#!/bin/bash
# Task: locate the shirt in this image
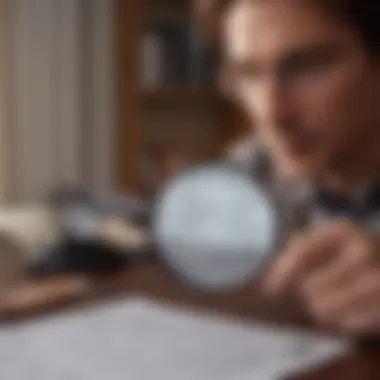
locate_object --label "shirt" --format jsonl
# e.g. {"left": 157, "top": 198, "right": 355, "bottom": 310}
{"left": 226, "top": 135, "right": 380, "bottom": 242}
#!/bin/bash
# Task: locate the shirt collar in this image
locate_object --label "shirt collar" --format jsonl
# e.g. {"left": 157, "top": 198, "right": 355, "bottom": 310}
{"left": 312, "top": 179, "right": 380, "bottom": 218}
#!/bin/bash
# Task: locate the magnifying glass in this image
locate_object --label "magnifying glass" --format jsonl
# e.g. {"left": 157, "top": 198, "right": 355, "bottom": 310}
{"left": 152, "top": 162, "right": 279, "bottom": 292}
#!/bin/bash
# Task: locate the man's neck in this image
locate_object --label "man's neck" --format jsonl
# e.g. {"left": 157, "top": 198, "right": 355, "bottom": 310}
{"left": 317, "top": 174, "right": 373, "bottom": 198}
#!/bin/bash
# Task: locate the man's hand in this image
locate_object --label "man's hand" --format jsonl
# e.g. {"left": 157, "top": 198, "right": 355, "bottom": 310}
{"left": 263, "top": 219, "right": 380, "bottom": 333}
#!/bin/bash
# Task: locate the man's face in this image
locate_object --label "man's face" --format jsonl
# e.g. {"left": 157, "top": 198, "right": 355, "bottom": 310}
{"left": 223, "top": 0, "right": 380, "bottom": 181}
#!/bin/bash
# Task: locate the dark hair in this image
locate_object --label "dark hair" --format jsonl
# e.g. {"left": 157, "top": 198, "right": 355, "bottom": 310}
{"left": 195, "top": 0, "right": 380, "bottom": 55}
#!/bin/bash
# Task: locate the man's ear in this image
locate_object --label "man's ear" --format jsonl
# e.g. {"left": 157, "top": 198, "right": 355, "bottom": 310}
{"left": 373, "top": 61, "right": 380, "bottom": 99}
{"left": 373, "top": 54, "right": 380, "bottom": 74}
{"left": 367, "top": 56, "right": 380, "bottom": 94}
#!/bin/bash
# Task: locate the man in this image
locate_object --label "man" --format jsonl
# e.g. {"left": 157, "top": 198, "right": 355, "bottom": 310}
{"left": 197, "top": 0, "right": 380, "bottom": 333}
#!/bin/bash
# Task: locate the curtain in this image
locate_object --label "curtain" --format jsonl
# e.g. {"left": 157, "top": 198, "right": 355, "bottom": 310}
{"left": 0, "top": 0, "right": 13, "bottom": 204}
{"left": 7, "top": 0, "right": 115, "bottom": 203}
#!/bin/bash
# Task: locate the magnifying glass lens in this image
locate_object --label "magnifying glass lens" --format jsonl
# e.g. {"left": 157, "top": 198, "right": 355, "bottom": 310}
{"left": 153, "top": 165, "right": 277, "bottom": 291}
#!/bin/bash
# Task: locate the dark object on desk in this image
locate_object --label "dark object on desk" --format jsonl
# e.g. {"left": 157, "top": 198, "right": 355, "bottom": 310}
{"left": 28, "top": 237, "right": 129, "bottom": 278}
{"left": 29, "top": 186, "right": 136, "bottom": 278}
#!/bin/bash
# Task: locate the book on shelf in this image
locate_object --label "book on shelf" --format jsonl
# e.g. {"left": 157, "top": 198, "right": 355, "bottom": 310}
{"left": 140, "top": 19, "right": 217, "bottom": 91}
{"left": 140, "top": 31, "right": 166, "bottom": 90}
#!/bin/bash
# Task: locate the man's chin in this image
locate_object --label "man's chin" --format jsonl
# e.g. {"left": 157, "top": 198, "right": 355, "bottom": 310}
{"left": 276, "top": 158, "right": 317, "bottom": 182}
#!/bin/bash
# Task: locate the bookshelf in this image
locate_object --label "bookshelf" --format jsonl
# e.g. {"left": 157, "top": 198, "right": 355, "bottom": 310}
{"left": 115, "top": 0, "right": 249, "bottom": 196}
{"left": 144, "top": 88, "right": 223, "bottom": 105}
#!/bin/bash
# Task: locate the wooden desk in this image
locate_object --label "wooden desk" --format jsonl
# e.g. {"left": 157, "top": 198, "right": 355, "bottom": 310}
{"left": 1, "top": 264, "right": 380, "bottom": 380}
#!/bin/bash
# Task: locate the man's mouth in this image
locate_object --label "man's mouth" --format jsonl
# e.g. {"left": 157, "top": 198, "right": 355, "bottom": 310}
{"left": 279, "top": 137, "right": 311, "bottom": 157}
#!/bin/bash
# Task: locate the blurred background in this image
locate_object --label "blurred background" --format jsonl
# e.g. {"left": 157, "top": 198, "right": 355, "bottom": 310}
{"left": 0, "top": 0, "right": 251, "bottom": 205}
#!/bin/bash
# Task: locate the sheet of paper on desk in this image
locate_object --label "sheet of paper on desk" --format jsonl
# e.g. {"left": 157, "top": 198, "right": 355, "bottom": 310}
{"left": 0, "top": 296, "right": 350, "bottom": 380}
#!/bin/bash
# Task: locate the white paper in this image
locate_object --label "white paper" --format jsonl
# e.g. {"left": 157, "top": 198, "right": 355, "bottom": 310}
{"left": 0, "top": 296, "right": 350, "bottom": 380}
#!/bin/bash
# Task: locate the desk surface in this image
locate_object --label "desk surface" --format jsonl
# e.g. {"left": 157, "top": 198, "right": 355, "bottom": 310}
{"left": 1, "top": 264, "right": 380, "bottom": 380}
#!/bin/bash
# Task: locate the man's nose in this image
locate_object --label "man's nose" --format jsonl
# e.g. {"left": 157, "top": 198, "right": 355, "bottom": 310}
{"left": 252, "top": 80, "right": 295, "bottom": 130}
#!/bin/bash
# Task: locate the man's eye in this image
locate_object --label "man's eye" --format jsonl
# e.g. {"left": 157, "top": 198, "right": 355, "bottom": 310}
{"left": 283, "top": 54, "right": 334, "bottom": 77}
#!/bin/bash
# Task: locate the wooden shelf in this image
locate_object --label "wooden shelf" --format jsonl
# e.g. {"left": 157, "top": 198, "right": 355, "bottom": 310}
{"left": 115, "top": 0, "right": 249, "bottom": 194}
{"left": 144, "top": 0, "right": 189, "bottom": 22}
{"left": 143, "top": 87, "right": 225, "bottom": 106}
{"left": 144, "top": 0, "right": 189, "bottom": 10}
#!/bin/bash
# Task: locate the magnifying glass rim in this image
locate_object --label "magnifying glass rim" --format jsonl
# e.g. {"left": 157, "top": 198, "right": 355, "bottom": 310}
{"left": 152, "top": 161, "right": 281, "bottom": 292}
